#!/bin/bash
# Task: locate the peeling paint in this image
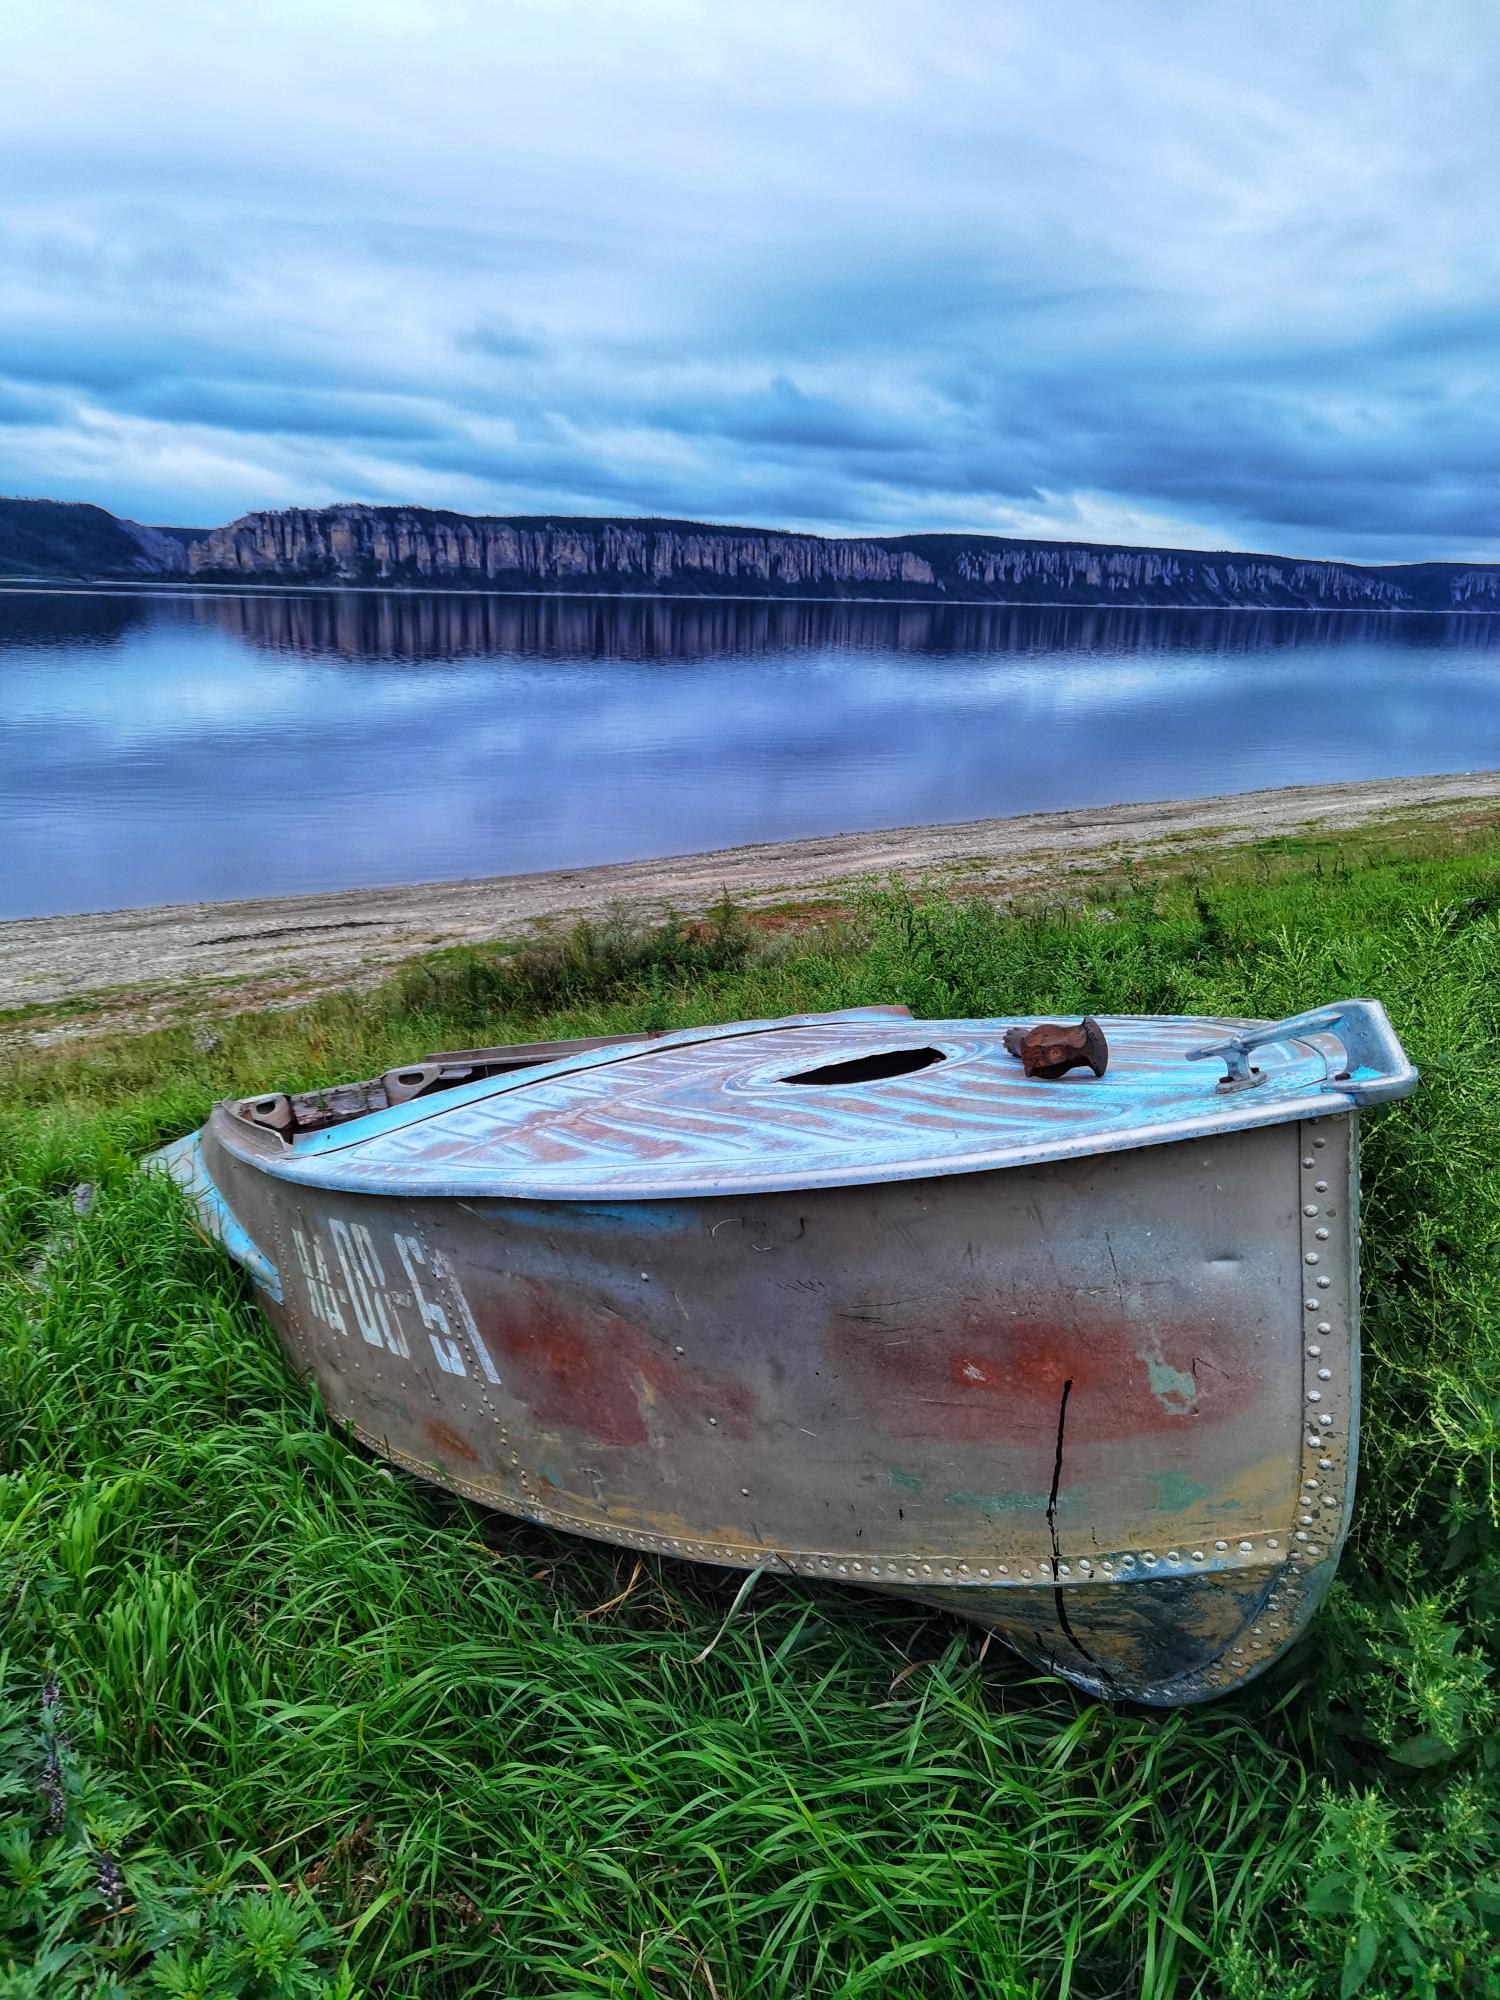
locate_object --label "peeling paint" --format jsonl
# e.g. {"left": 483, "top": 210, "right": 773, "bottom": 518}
{"left": 1142, "top": 1349, "right": 1198, "bottom": 1415}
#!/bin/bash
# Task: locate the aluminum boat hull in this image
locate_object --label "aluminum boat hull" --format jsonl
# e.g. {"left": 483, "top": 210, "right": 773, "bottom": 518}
{"left": 160, "top": 1090, "right": 1364, "bottom": 1704}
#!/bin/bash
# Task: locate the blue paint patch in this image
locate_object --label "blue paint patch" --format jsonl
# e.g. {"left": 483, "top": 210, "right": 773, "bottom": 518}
{"left": 945, "top": 1487, "right": 1051, "bottom": 1516}
{"left": 890, "top": 1468, "right": 923, "bottom": 1495}
{"left": 1142, "top": 1350, "right": 1197, "bottom": 1415}
{"left": 470, "top": 1199, "right": 695, "bottom": 1234}
{"left": 1153, "top": 1468, "right": 1212, "bottom": 1513}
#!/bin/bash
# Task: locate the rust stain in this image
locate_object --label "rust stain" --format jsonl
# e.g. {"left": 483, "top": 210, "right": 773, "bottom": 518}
{"left": 833, "top": 1305, "right": 1253, "bottom": 1445}
{"left": 423, "top": 1416, "right": 482, "bottom": 1464}
{"left": 471, "top": 1274, "right": 755, "bottom": 1447}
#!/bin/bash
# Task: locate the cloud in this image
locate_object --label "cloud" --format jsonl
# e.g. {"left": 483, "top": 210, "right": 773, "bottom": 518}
{"left": 0, "top": 0, "right": 1496, "bottom": 556}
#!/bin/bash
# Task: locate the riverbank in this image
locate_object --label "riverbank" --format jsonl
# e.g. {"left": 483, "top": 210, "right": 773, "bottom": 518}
{"left": 3, "top": 768, "right": 1498, "bottom": 1041}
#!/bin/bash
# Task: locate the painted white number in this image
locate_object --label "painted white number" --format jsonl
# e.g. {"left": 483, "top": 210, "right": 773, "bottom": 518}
{"left": 395, "top": 1232, "right": 467, "bottom": 1375}
{"left": 292, "top": 1217, "right": 499, "bottom": 1388}
{"left": 292, "top": 1227, "right": 346, "bottom": 1334}
{"left": 436, "top": 1247, "right": 502, "bottom": 1385}
{"left": 330, "top": 1218, "right": 410, "bottom": 1358}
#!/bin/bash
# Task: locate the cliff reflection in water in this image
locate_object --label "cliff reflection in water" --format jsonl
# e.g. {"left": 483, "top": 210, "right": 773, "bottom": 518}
{"left": 181, "top": 587, "right": 1496, "bottom": 666}
{"left": 3, "top": 586, "right": 1500, "bottom": 918}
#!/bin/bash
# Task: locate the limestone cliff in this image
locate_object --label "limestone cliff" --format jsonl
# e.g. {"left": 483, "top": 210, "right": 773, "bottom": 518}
{"left": 184, "top": 504, "right": 1499, "bottom": 610}
{"left": 8, "top": 494, "right": 1500, "bottom": 610}
{"left": 188, "top": 508, "right": 937, "bottom": 595}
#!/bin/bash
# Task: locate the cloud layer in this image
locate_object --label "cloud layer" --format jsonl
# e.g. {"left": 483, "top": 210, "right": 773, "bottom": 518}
{"left": 1, "top": 0, "right": 1496, "bottom": 558}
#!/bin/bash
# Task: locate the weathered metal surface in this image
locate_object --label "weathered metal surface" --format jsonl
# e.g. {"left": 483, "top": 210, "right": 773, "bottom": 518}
{"left": 150, "top": 998, "right": 1415, "bottom": 1702}
{"left": 234, "top": 1011, "right": 920, "bottom": 1137}
{"left": 213, "top": 999, "right": 1414, "bottom": 1203}
{"left": 1003, "top": 1016, "right": 1109, "bottom": 1079}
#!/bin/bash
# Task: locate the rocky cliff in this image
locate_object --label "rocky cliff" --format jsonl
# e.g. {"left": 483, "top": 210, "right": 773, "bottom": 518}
{"left": 8, "top": 495, "right": 1500, "bottom": 611}
{"left": 185, "top": 505, "right": 1500, "bottom": 611}
{"left": 188, "top": 508, "right": 937, "bottom": 595}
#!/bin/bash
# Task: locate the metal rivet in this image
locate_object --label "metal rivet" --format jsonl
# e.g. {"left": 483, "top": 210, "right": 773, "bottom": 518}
{"left": 1315, "top": 1227, "right": 1330, "bottom": 1241}
{"left": 1303, "top": 1156, "right": 1315, "bottom": 1167}
{"left": 1318, "top": 1415, "right": 1334, "bottom": 1428}
{"left": 1214, "top": 1540, "right": 1228, "bottom": 1551}
{"left": 1056, "top": 1565, "right": 1069, "bottom": 1578}
{"left": 1266, "top": 1538, "right": 1279, "bottom": 1549}
{"left": 1317, "top": 1322, "right": 1332, "bottom": 1334}
{"left": 1307, "top": 1344, "right": 1322, "bottom": 1356}
{"left": 1296, "top": 1530, "right": 1309, "bottom": 1541}
{"left": 1304, "top": 1252, "right": 1320, "bottom": 1265}
{"left": 1305, "top": 1299, "right": 1319, "bottom": 1311}
{"left": 707, "top": 1416, "right": 718, "bottom": 1426}
{"left": 1319, "top": 1457, "right": 1333, "bottom": 1469}
{"left": 1318, "top": 1368, "right": 1332, "bottom": 1381}
{"left": 1313, "top": 1137, "right": 1326, "bottom": 1148}
{"left": 740, "top": 1486, "right": 750, "bottom": 1497}
{"left": 1238, "top": 1540, "right": 1253, "bottom": 1553}
{"left": 1314, "top": 1179, "right": 1328, "bottom": 1192}
{"left": 1321, "top": 1495, "right": 1337, "bottom": 1507}
{"left": 1306, "top": 1390, "right": 1322, "bottom": 1402}
{"left": 1021, "top": 1568, "right": 1033, "bottom": 1579}
{"left": 1191, "top": 1550, "right": 1205, "bottom": 1561}
{"left": 1317, "top": 1276, "right": 1331, "bottom": 1289}
{"left": 1167, "top": 1550, "right": 1181, "bottom": 1562}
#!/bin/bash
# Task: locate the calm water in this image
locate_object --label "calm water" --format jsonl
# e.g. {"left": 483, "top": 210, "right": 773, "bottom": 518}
{"left": 3, "top": 588, "right": 1500, "bottom": 919}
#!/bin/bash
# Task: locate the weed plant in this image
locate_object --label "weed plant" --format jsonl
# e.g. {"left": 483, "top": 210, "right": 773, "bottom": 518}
{"left": 3, "top": 832, "right": 1499, "bottom": 1996}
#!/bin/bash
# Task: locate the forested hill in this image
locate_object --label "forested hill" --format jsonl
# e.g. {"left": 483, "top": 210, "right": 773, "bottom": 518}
{"left": 6, "top": 494, "right": 1500, "bottom": 611}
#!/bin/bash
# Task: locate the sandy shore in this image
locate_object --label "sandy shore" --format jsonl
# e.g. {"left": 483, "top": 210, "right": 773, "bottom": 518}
{"left": 4, "top": 769, "right": 1497, "bottom": 1040}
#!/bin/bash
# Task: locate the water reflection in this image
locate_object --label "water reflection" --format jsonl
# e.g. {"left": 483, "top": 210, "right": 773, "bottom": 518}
{"left": 2, "top": 587, "right": 1498, "bottom": 918}
{"left": 174, "top": 589, "right": 1499, "bottom": 665}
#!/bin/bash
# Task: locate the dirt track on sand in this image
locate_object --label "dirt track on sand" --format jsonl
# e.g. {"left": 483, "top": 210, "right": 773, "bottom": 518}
{"left": 4, "top": 769, "right": 1498, "bottom": 1043}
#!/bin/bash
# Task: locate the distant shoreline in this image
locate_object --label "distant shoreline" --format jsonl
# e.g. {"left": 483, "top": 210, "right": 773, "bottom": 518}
{"left": 4, "top": 577, "right": 1500, "bottom": 615}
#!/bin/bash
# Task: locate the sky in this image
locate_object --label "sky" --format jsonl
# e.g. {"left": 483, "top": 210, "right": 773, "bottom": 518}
{"left": 0, "top": 0, "right": 1496, "bottom": 561}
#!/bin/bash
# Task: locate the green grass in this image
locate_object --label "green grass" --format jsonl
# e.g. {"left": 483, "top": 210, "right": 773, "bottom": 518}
{"left": 4, "top": 833, "right": 1500, "bottom": 1997}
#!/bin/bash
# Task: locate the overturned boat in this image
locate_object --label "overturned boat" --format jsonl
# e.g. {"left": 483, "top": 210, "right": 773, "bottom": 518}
{"left": 154, "top": 998, "right": 1416, "bottom": 1704}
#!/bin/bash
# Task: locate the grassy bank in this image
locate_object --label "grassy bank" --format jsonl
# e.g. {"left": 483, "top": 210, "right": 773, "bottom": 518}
{"left": 3, "top": 828, "right": 1499, "bottom": 1998}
